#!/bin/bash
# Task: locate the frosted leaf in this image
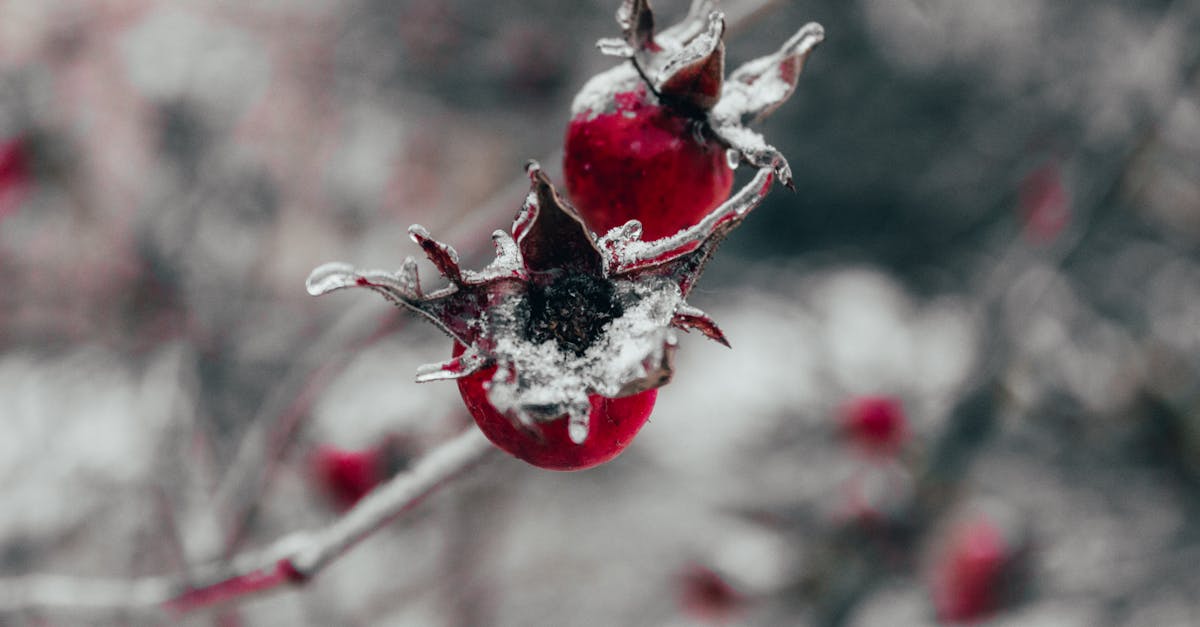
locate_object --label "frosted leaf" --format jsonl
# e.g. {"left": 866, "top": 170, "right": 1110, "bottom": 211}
{"left": 712, "top": 22, "right": 825, "bottom": 124}
{"left": 655, "top": 11, "right": 725, "bottom": 111}
{"left": 613, "top": 0, "right": 656, "bottom": 53}
{"left": 672, "top": 303, "right": 730, "bottom": 347}
{"left": 414, "top": 345, "right": 490, "bottom": 383}
{"left": 598, "top": 167, "right": 776, "bottom": 280}
{"left": 462, "top": 230, "right": 526, "bottom": 283}
{"left": 597, "top": 38, "right": 636, "bottom": 59}
{"left": 307, "top": 262, "right": 362, "bottom": 296}
{"left": 709, "top": 124, "right": 793, "bottom": 188}
{"left": 408, "top": 225, "right": 464, "bottom": 285}
{"left": 658, "top": 0, "right": 721, "bottom": 48}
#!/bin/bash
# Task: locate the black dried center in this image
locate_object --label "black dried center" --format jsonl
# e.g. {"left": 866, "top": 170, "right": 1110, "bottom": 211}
{"left": 522, "top": 272, "right": 624, "bottom": 357}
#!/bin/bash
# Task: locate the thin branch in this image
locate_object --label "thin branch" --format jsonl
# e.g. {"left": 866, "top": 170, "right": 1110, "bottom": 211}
{"left": 0, "top": 428, "right": 495, "bottom": 616}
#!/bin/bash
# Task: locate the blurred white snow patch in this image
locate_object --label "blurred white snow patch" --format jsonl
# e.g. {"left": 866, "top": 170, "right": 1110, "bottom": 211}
{"left": 709, "top": 521, "right": 795, "bottom": 595}
{"left": 644, "top": 267, "right": 977, "bottom": 475}
{"left": 311, "top": 328, "right": 464, "bottom": 447}
{"left": 326, "top": 103, "right": 407, "bottom": 211}
{"left": 847, "top": 579, "right": 928, "bottom": 627}
{"left": 1004, "top": 264, "right": 1143, "bottom": 412}
{"left": 644, "top": 286, "right": 822, "bottom": 471}
{"left": 990, "top": 601, "right": 1104, "bottom": 627}
{"left": 0, "top": 345, "right": 184, "bottom": 540}
{"left": 813, "top": 268, "right": 976, "bottom": 399}
{"left": 814, "top": 268, "right": 916, "bottom": 393}
{"left": 861, "top": 0, "right": 1046, "bottom": 80}
{"left": 120, "top": 8, "right": 269, "bottom": 121}
{"left": 861, "top": 0, "right": 1186, "bottom": 142}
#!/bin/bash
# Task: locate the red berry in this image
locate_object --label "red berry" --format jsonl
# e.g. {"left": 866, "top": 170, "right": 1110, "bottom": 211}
{"left": 1018, "top": 162, "right": 1070, "bottom": 244}
{"left": 310, "top": 445, "right": 382, "bottom": 510}
{"left": 307, "top": 2, "right": 825, "bottom": 470}
{"left": 678, "top": 562, "right": 743, "bottom": 624}
{"left": 565, "top": 82, "right": 733, "bottom": 240}
{"left": 931, "top": 514, "right": 1024, "bottom": 623}
{"left": 564, "top": 1, "right": 825, "bottom": 236}
{"left": 454, "top": 341, "right": 657, "bottom": 470}
{"left": 840, "top": 395, "right": 909, "bottom": 454}
{"left": 0, "top": 136, "right": 31, "bottom": 220}
{"left": 309, "top": 437, "right": 413, "bottom": 509}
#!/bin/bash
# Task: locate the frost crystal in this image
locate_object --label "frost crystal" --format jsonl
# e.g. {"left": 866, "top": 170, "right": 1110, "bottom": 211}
{"left": 307, "top": 161, "right": 777, "bottom": 443}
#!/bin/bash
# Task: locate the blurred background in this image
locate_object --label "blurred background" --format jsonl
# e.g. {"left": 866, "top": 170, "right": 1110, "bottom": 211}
{"left": 1, "top": 0, "right": 1199, "bottom": 625}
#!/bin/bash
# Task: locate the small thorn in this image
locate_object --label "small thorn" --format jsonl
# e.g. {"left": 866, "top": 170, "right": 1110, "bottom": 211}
{"left": 409, "top": 225, "right": 464, "bottom": 285}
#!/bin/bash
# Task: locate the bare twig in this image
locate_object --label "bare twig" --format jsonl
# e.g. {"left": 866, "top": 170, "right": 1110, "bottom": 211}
{"left": 0, "top": 428, "right": 494, "bottom": 616}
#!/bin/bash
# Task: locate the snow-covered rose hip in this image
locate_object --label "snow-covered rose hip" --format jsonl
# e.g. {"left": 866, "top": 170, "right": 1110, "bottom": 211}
{"left": 308, "top": 161, "right": 778, "bottom": 469}
{"left": 565, "top": 0, "right": 824, "bottom": 239}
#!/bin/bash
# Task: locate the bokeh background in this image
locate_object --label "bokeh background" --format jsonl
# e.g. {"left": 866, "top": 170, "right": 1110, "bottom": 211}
{"left": 2, "top": 0, "right": 1199, "bottom": 625}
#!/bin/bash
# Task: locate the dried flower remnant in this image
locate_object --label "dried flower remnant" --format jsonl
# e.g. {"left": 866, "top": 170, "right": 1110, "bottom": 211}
{"left": 307, "top": 161, "right": 778, "bottom": 469}
{"left": 565, "top": 0, "right": 824, "bottom": 239}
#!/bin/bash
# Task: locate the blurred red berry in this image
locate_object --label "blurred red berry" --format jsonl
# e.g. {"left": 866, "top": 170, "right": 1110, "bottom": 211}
{"left": 931, "top": 514, "right": 1022, "bottom": 624}
{"left": 678, "top": 562, "right": 743, "bottom": 624}
{"left": 1018, "top": 162, "right": 1070, "bottom": 244}
{"left": 564, "top": 0, "right": 822, "bottom": 239}
{"left": 0, "top": 136, "right": 31, "bottom": 219}
{"left": 310, "top": 437, "right": 412, "bottom": 510}
{"left": 840, "top": 395, "right": 909, "bottom": 455}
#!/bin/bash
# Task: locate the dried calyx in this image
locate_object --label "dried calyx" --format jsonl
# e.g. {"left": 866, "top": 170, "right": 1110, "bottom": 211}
{"left": 307, "top": 161, "right": 776, "bottom": 444}
{"left": 584, "top": 0, "right": 825, "bottom": 188}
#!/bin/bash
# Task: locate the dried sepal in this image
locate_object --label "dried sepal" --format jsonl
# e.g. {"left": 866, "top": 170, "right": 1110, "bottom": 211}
{"left": 713, "top": 22, "right": 825, "bottom": 125}
{"left": 517, "top": 161, "right": 604, "bottom": 275}
{"left": 307, "top": 162, "right": 780, "bottom": 442}
{"left": 656, "top": 11, "right": 725, "bottom": 111}
{"left": 671, "top": 303, "right": 729, "bottom": 347}
{"left": 597, "top": 166, "right": 775, "bottom": 287}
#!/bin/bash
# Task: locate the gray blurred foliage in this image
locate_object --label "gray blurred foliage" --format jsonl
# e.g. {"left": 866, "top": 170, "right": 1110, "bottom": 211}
{"left": 1, "top": 0, "right": 1199, "bottom": 625}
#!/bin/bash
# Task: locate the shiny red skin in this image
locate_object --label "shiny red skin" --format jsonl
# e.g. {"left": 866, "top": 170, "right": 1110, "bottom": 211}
{"left": 564, "top": 84, "right": 734, "bottom": 241}
{"left": 453, "top": 342, "right": 657, "bottom": 470}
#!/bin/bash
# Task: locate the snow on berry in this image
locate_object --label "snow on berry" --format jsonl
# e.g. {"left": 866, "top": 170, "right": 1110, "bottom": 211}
{"left": 565, "top": 0, "right": 823, "bottom": 239}
{"left": 307, "top": 161, "right": 778, "bottom": 469}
